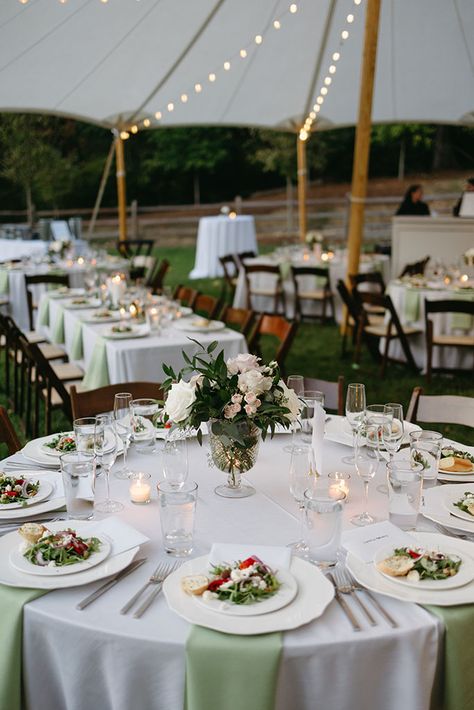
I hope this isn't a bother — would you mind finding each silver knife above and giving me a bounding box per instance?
[76,557,147,610]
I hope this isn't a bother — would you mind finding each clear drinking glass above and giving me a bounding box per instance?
[342,383,366,465]
[131,398,160,454]
[288,445,317,555]
[299,390,325,445]
[409,430,443,487]
[387,461,424,530]
[283,375,305,452]
[304,485,344,568]
[162,438,189,489]
[351,424,378,526]
[73,417,97,454]
[94,414,123,513]
[381,403,404,460]
[114,392,133,479]
[157,480,198,556]
[60,451,96,520]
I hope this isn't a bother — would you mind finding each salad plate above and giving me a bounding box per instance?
[172,319,226,333]
[324,415,421,448]
[163,555,334,635]
[22,434,123,466]
[49,288,86,300]
[82,311,123,324]
[64,298,102,310]
[41,432,77,457]
[102,324,150,340]
[347,532,474,606]
[0,476,53,510]
[422,484,474,535]
[437,440,474,482]
[442,489,474,524]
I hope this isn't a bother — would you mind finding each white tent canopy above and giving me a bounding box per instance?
[0,0,473,132]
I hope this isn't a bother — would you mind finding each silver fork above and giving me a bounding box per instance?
[132,561,181,619]
[120,561,176,615]
[334,566,377,626]
[345,568,399,628]
[431,522,474,542]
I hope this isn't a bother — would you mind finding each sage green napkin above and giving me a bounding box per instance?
[0,270,9,295]
[70,320,84,360]
[450,295,474,331]
[425,604,474,710]
[37,294,51,328]
[279,261,291,280]
[81,337,110,390]
[185,627,282,710]
[51,304,65,344]
[0,585,47,710]
[404,288,420,322]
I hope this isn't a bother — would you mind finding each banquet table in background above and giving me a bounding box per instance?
[233,251,390,322]
[0,238,47,262]
[189,215,258,279]
[17,434,444,710]
[385,280,474,371]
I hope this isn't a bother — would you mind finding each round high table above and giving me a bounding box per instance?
[189,215,258,279]
[16,431,445,710]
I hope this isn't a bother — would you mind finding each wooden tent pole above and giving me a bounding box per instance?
[297,134,308,241]
[87,137,115,239]
[345,0,381,278]
[115,133,128,242]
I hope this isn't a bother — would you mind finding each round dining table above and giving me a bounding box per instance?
[11,429,450,710]
[189,216,258,279]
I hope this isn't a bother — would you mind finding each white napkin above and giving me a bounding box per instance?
[342,521,416,564]
[83,517,149,556]
[209,543,291,571]
[311,402,326,474]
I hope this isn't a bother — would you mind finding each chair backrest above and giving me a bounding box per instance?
[70,382,164,419]
[349,271,386,293]
[425,299,474,317]
[23,337,73,423]
[132,255,156,270]
[0,406,21,454]
[173,285,198,307]
[220,305,255,337]
[117,239,154,259]
[406,386,474,428]
[235,251,257,267]
[336,279,360,324]
[249,314,297,377]
[24,273,69,331]
[50,220,73,241]
[399,256,430,279]
[148,259,170,293]
[303,376,345,415]
[219,254,238,290]
[291,265,331,291]
[193,294,222,320]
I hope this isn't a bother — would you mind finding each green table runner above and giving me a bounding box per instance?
[51,304,65,344]
[0,270,9,295]
[404,289,420,322]
[70,320,84,360]
[81,337,110,390]
[0,585,47,710]
[185,627,282,710]
[37,294,51,327]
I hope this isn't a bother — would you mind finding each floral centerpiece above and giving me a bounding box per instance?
[305,230,325,260]
[48,240,71,260]
[162,342,301,498]
[464,247,474,267]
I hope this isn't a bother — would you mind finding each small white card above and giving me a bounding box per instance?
[342,521,416,564]
[86,517,150,556]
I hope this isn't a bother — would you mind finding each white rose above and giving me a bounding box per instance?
[165,380,197,423]
[279,380,301,422]
[238,370,273,395]
[227,353,261,375]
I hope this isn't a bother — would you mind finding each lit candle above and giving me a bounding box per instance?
[229,211,237,219]
[129,303,137,318]
[321,252,329,262]
[460,274,469,283]
[77,256,85,266]
[129,472,152,505]
[328,471,350,502]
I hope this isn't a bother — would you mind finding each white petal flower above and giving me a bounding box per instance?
[165,380,197,423]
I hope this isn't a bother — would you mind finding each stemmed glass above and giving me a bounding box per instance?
[381,403,404,460]
[162,438,189,489]
[94,414,123,513]
[288,444,316,555]
[283,375,305,453]
[351,423,378,527]
[114,392,133,479]
[342,383,366,465]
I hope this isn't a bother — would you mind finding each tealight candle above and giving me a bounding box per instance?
[77,256,85,266]
[147,306,161,333]
[328,471,350,502]
[129,472,151,505]
[321,252,329,262]
[460,274,469,283]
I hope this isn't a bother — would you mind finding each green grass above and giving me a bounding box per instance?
[2,243,472,454]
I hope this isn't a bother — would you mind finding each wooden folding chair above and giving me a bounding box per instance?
[0,406,21,455]
[244,263,286,314]
[406,386,474,428]
[303,376,345,415]
[148,259,170,294]
[219,254,238,299]
[291,265,335,322]
[219,305,255,338]
[193,294,222,320]
[70,382,164,419]
[425,299,474,382]
[117,239,154,259]
[25,273,69,332]
[248,314,297,379]
[172,286,198,307]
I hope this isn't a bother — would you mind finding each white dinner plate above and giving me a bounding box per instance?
[175,307,193,317]
[0,520,138,589]
[194,567,297,617]
[172,319,226,333]
[437,440,474,482]
[82,312,123,324]
[163,555,334,635]
[373,543,474,590]
[439,461,474,475]
[347,532,474,606]
[324,415,421,448]
[10,530,111,577]
[442,488,474,524]
[0,479,53,510]
[41,431,76,457]
[0,493,65,521]
[49,288,86,300]
[64,298,102,310]
[22,434,123,467]
[422,484,474,535]
[102,325,150,340]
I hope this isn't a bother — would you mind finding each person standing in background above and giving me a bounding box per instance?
[395,184,431,216]
[452,177,474,216]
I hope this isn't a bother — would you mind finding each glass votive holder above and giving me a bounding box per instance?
[328,471,351,502]
[129,472,152,505]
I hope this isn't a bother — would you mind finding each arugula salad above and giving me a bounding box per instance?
[23,529,101,568]
[44,433,76,453]
[0,474,40,506]
[203,556,281,605]
[454,491,474,516]
[392,547,461,581]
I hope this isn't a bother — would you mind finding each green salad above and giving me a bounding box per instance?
[23,529,101,568]
[454,491,474,516]
[0,474,39,506]
[204,556,281,605]
[393,547,461,581]
[44,434,76,453]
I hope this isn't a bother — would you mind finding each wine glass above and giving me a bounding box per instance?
[162,438,189,489]
[94,414,123,513]
[350,423,378,527]
[365,404,391,460]
[288,444,317,555]
[284,375,304,452]
[381,403,404,460]
[114,392,133,479]
[342,383,366,465]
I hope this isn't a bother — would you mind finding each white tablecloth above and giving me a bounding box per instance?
[16,432,443,710]
[0,238,47,262]
[386,281,474,371]
[233,253,391,322]
[189,216,258,279]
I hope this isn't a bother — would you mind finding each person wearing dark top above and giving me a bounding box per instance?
[395,184,431,216]
[452,177,474,216]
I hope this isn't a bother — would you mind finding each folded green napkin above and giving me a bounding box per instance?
[0,585,48,710]
[0,270,9,295]
[425,604,474,710]
[185,626,282,710]
[70,320,84,360]
[81,337,110,390]
[51,304,65,345]
[37,294,51,328]
[404,289,420,323]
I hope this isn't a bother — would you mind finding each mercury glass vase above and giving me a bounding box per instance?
[208,419,261,498]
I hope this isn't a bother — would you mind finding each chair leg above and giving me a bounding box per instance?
[380,335,391,378]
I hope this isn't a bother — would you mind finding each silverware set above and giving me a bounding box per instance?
[120,560,181,618]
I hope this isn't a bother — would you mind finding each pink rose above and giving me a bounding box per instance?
[231,393,243,404]
[227,353,261,375]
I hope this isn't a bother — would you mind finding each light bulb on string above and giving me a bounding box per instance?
[346,14,354,22]
[341,30,349,39]
[143,118,150,127]
[167,102,174,112]
[223,61,231,70]
[155,111,162,120]
[290,4,297,13]
[131,125,138,134]
[333,52,340,61]
[329,65,336,74]
[181,94,188,103]
[273,20,281,29]
[324,77,331,85]
[255,35,263,45]
[195,83,202,93]
[240,49,247,58]
[320,87,328,95]
[208,73,216,82]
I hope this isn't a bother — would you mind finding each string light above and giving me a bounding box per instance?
[346,14,354,22]
[273,20,281,29]
[154,111,162,120]
[181,93,188,103]
[255,34,263,44]
[131,125,138,134]
[324,76,331,85]
[290,4,298,13]
[208,72,216,82]
[341,30,349,39]
[240,49,247,58]
[194,83,202,93]
[223,61,231,70]
[329,64,336,73]
[332,52,340,61]
[320,87,328,95]
[120,131,130,140]
[143,118,151,127]
[167,102,174,112]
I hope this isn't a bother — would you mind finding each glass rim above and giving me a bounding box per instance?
[73,417,97,426]
[387,460,424,475]
[59,451,96,463]
[408,430,443,440]
[130,471,151,481]
[157,480,197,495]
[303,487,345,503]
[130,398,160,406]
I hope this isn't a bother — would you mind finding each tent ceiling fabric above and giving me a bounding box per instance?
[0,0,472,131]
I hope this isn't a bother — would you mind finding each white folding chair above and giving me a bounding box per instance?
[406,387,474,428]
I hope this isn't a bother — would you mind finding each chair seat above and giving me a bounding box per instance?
[0,297,9,306]
[250,288,282,297]
[432,334,474,347]
[51,363,84,381]
[363,304,386,315]
[367,314,386,326]
[38,343,67,360]
[24,330,46,344]
[365,324,421,337]
[298,290,328,300]
[48,381,82,408]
